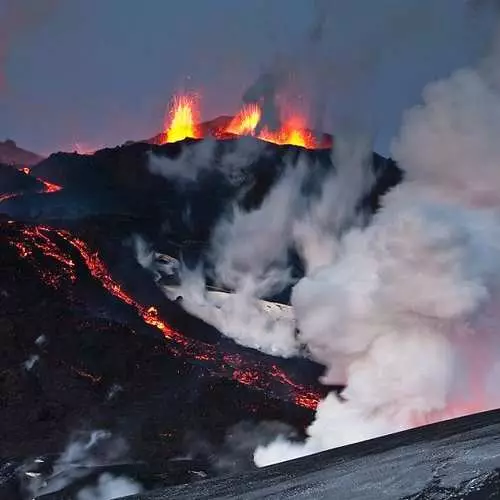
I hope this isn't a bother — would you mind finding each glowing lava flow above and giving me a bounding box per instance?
[0,168,62,205]
[159,94,202,144]
[9,222,322,410]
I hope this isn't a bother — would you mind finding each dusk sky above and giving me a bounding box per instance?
[0,0,497,156]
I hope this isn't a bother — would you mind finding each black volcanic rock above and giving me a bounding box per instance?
[24,138,402,237]
[0,219,324,499]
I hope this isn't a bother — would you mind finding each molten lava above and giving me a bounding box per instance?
[159,94,202,144]
[9,222,323,410]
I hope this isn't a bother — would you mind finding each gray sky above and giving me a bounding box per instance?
[0,0,497,156]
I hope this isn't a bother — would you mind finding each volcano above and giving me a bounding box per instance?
[0,123,406,499]
[2,125,499,498]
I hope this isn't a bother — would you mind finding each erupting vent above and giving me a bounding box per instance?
[157,93,331,149]
[159,94,202,144]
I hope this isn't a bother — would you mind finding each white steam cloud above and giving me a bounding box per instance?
[169,163,307,357]
[148,136,265,186]
[140,133,375,358]
[256,44,500,466]
[76,473,142,500]
[21,430,142,499]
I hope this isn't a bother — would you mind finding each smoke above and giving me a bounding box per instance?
[293,133,375,274]
[175,159,305,357]
[159,132,375,358]
[20,429,141,498]
[243,0,497,149]
[255,35,500,466]
[209,161,306,295]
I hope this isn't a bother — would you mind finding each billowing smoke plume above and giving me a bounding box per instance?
[171,162,307,357]
[255,38,500,466]
[292,134,374,274]
[142,132,376,358]
[209,160,306,296]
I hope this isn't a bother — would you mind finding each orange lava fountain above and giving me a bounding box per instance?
[158,93,331,150]
[258,115,317,149]
[226,103,262,136]
[225,104,317,148]
[159,94,202,144]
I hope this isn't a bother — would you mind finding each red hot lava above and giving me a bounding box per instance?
[9,223,323,411]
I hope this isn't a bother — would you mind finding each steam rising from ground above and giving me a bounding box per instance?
[140,16,500,470]
[256,45,500,465]
[148,136,265,186]
[143,135,376,357]
[21,430,142,499]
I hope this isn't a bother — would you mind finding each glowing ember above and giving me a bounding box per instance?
[21,167,30,175]
[9,222,323,410]
[159,94,202,144]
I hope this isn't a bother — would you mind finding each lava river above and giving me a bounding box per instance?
[6,221,324,411]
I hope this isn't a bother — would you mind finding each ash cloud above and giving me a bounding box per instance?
[255,28,500,466]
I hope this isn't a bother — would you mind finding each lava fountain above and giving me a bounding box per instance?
[159,94,202,144]
[157,93,331,150]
